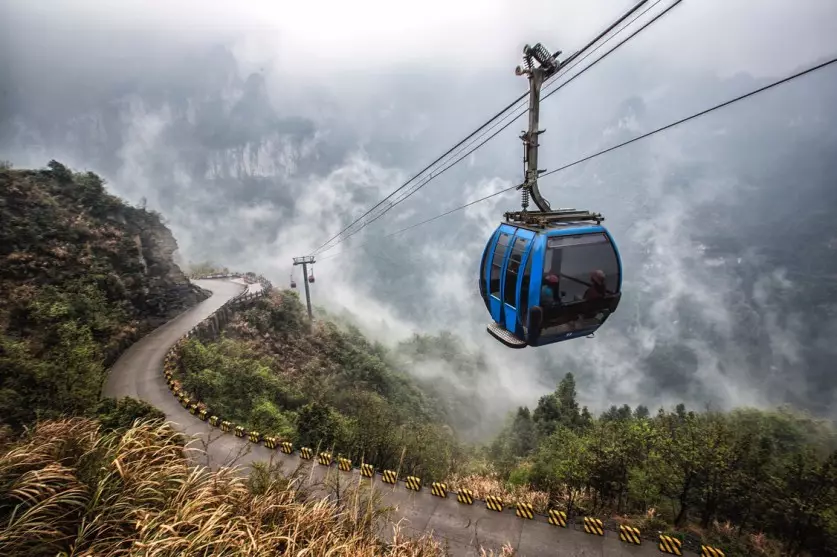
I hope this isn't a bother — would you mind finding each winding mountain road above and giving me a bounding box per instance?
[103,278,683,557]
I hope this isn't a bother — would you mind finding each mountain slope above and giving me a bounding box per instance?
[0,161,206,428]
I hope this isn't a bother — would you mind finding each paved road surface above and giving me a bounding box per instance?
[103,279,675,557]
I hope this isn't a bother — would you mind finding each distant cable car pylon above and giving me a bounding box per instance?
[292,255,315,319]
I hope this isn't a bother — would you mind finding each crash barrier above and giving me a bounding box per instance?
[485,495,504,512]
[583,517,604,536]
[659,534,684,555]
[515,503,534,519]
[547,509,567,527]
[431,482,447,498]
[161,273,716,555]
[619,524,642,545]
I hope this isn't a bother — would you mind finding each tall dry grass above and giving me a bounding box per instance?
[445,474,550,514]
[0,418,514,556]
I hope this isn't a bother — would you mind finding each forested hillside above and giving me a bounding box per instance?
[475,373,837,556]
[0,161,206,428]
[175,290,468,481]
[176,290,837,557]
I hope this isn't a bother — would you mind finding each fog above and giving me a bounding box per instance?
[3,0,837,433]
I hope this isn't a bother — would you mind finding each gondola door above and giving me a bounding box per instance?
[485,224,516,326]
[502,230,535,334]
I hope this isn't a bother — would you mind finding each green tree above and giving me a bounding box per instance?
[533,373,582,435]
[295,401,347,450]
[509,407,537,456]
[530,425,589,514]
[648,408,702,526]
[771,449,837,555]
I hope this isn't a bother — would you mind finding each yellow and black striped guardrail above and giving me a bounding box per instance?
[485,495,503,512]
[198,409,208,421]
[209,415,220,426]
[431,482,447,498]
[234,426,245,438]
[248,431,261,443]
[280,441,293,454]
[220,421,232,432]
[189,403,199,415]
[515,503,534,519]
[405,476,421,491]
[338,457,351,471]
[457,489,474,505]
[317,452,332,466]
[360,463,374,478]
[299,447,313,460]
[263,437,277,449]
[701,545,725,557]
[583,517,604,536]
[382,470,397,484]
[547,509,567,527]
[619,524,641,545]
[659,534,683,555]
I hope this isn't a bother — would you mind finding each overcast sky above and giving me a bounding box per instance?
[3,0,837,428]
[5,0,837,74]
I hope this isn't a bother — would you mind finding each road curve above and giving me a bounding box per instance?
[103,278,676,557]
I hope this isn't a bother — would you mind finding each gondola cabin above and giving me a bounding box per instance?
[479,211,622,348]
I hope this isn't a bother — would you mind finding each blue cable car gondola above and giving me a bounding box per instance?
[479,41,623,348]
[479,210,622,348]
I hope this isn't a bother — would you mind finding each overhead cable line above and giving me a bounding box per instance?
[541,55,837,177]
[318,55,837,262]
[308,0,656,257]
[354,0,673,233]
[313,0,682,256]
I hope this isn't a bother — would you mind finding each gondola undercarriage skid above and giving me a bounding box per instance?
[487,322,528,348]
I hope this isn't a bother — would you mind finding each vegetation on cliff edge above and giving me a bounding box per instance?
[0,161,204,429]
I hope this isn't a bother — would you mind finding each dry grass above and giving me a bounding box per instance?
[445,474,550,514]
[0,418,516,556]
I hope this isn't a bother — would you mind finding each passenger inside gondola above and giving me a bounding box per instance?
[584,269,607,301]
[540,273,562,306]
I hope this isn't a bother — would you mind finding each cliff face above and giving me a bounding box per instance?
[122,204,204,320]
[0,160,208,428]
